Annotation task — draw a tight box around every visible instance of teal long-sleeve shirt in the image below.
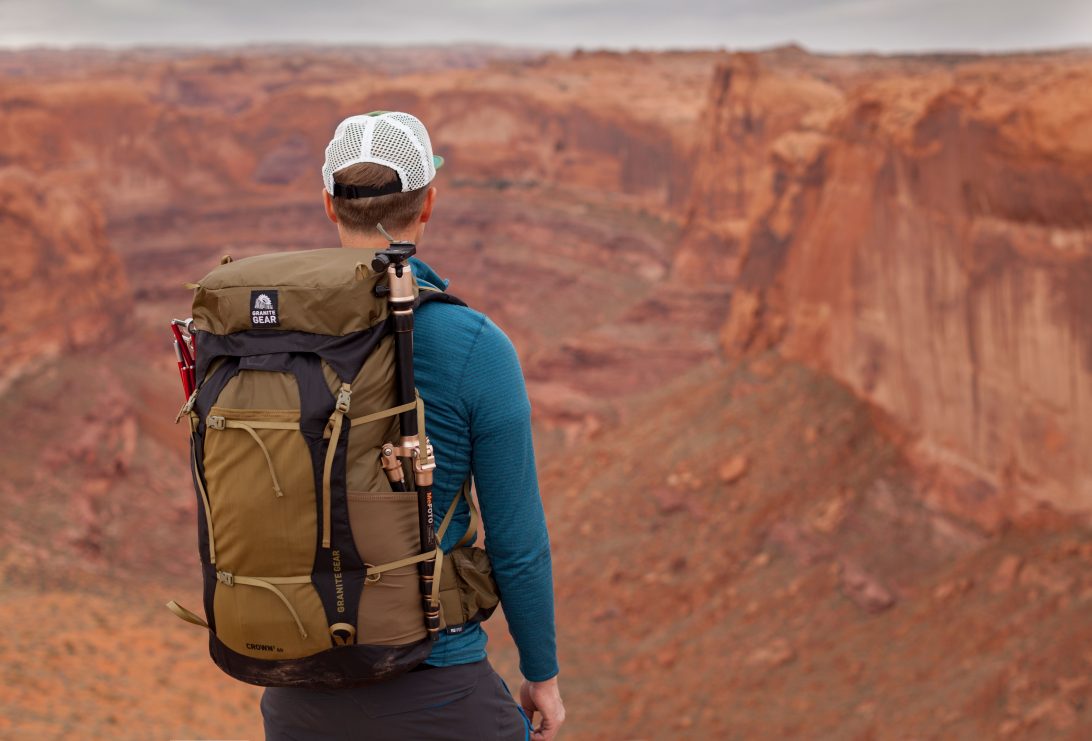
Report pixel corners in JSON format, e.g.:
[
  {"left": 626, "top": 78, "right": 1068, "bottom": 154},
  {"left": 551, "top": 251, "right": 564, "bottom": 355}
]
[{"left": 409, "top": 256, "right": 559, "bottom": 682}]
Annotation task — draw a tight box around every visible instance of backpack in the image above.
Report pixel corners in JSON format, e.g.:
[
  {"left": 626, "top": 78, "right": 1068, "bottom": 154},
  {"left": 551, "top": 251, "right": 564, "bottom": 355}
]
[{"left": 165, "top": 247, "right": 496, "bottom": 688}]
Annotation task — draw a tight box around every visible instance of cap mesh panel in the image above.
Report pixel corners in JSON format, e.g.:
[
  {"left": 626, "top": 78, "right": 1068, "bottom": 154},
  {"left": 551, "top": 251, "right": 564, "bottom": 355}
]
[{"left": 322, "top": 112, "right": 437, "bottom": 194}]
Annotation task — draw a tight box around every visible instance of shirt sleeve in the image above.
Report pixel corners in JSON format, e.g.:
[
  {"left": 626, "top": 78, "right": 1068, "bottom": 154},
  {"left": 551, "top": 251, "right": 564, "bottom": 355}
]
[{"left": 459, "top": 315, "right": 559, "bottom": 682}]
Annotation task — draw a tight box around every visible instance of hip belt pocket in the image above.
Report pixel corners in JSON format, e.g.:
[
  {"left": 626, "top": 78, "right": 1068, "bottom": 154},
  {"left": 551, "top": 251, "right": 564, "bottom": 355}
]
[{"left": 439, "top": 545, "right": 499, "bottom": 632}]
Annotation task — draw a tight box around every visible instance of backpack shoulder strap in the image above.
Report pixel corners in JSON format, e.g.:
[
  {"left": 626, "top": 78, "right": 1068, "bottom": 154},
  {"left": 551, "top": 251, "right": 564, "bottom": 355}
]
[{"left": 415, "top": 285, "right": 468, "bottom": 309}]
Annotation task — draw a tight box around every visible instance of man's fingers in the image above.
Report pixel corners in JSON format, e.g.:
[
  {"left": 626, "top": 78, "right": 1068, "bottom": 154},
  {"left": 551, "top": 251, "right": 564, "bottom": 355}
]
[
  {"left": 532, "top": 708, "right": 564, "bottom": 741},
  {"left": 519, "top": 681, "right": 538, "bottom": 721},
  {"left": 531, "top": 726, "right": 558, "bottom": 741}
]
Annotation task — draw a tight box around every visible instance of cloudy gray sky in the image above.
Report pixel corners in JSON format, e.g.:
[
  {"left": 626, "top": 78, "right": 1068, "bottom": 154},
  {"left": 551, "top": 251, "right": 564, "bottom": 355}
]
[{"left": 1, "top": 0, "right": 1090, "bottom": 53}]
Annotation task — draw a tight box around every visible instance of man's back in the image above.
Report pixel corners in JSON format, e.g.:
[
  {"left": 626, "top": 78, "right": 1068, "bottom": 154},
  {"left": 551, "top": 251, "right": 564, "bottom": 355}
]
[
  {"left": 262, "top": 110, "right": 564, "bottom": 740},
  {"left": 410, "top": 257, "right": 557, "bottom": 680}
]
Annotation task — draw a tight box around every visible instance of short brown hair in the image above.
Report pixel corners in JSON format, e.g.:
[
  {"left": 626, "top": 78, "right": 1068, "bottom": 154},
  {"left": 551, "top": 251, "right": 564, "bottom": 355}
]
[{"left": 331, "top": 162, "right": 429, "bottom": 233}]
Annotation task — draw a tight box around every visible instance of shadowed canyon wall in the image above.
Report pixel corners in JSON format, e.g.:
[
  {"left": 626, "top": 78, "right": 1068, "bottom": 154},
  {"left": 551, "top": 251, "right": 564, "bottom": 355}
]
[{"left": 698, "top": 50, "right": 1092, "bottom": 523}]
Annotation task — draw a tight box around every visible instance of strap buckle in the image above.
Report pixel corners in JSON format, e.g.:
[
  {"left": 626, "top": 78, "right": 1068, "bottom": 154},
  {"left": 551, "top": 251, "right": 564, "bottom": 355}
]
[
  {"left": 413, "top": 441, "right": 437, "bottom": 472},
  {"left": 215, "top": 569, "right": 234, "bottom": 586},
  {"left": 335, "top": 387, "right": 352, "bottom": 414},
  {"left": 206, "top": 415, "right": 226, "bottom": 430},
  {"left": 174, "top": 389, "right": 198, "bottom": 424}
]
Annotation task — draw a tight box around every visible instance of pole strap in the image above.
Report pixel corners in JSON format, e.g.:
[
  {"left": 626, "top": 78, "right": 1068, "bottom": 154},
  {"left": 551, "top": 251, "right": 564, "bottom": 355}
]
[
  {"left": 415, "top": 391, "right": 431, "bottom": 466},
  {"left": 364, "top": 548, "right": 441, "bottom": 577},
  {"left": 431, "top": 547, "right": 445, "bottom": 609}
]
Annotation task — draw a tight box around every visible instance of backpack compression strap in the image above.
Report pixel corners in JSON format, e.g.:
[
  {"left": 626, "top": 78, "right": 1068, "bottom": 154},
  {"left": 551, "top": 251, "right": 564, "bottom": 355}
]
[{"left": 165, "top": 478, "right": 478, "bottom": 634}]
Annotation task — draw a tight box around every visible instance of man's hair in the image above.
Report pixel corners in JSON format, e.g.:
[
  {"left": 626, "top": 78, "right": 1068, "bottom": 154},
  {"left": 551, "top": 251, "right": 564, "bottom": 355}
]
[{"left": 331, "top": 162, "right": 430, "bottom": 233}]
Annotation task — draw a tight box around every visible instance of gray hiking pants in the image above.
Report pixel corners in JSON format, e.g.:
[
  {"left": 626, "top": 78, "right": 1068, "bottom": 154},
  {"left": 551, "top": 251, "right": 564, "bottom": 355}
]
[{"left": 260, "top": 659, "right": 532, "bottom": 741}]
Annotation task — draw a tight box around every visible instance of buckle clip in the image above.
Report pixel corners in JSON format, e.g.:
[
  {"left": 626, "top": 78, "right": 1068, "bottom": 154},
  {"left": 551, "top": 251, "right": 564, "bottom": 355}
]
[
  {"left": 206, "top": 415, "right": 226, "bottom": 430},
  {"left": 174, "top": 389, "right": 198, "bottom": 424},
  {"left": 413, "top": 441, "right": 437, "bottom": 472},
  {"left": 335, "top": 387, "right": 352, "bottom": 414},
  {"left": 216, "top": 570, "right": 234, "bottom": 586}
]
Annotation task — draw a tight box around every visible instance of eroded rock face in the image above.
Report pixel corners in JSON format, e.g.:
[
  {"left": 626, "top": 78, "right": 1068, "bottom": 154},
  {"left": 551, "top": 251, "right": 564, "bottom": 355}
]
[
  {"left": 704, "top": 51, "right": 1092, "bottom": 518},
  {"left": 0, "top": 169, "right": 132, "bottom": 393},
  {"left": 5, "top": 45, "right": 1092, "bottom": 524},
  {"left": 0, "top": 48, "right": 719, "bottom": 399}
]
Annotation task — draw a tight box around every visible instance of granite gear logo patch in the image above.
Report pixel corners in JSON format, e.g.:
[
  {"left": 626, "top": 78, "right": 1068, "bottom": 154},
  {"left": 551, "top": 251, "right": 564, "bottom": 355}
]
[{"left": 251, "top": 290, "right": 280, "bottom": 327}]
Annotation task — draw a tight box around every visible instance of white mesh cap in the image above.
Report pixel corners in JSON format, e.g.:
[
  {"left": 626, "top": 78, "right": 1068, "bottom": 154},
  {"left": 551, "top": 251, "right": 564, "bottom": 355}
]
[{"left": 322, "top": 111, "right": 443, "bottom": 195}]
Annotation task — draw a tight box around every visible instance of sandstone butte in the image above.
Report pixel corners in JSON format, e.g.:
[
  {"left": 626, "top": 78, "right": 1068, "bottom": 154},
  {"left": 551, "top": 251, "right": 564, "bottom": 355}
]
[
  {"left": 1, "top": 45, "right": 1091, "bottom": 740},
  {"left": 692, "top": 48, "right": 1092, "bottom": 526}
]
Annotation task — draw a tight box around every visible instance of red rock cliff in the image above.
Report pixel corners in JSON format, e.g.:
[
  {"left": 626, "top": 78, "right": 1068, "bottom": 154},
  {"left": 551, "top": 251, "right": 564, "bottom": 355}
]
[
  {"left": 706, "top": 50, "right": 1092, "bottom": 520},
  {"left": 0, "top": 168, "right": 132, "bottom": 393}
]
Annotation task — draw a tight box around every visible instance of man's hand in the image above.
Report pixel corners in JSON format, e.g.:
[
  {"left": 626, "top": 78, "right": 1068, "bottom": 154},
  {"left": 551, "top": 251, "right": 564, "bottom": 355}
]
[{"left": 519, "top": 675, "right": 566, "bottom": 741}]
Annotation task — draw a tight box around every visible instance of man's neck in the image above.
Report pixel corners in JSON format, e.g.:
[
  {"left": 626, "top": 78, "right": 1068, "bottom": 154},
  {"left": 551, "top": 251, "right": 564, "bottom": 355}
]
[{"left": 338, "top": 226, "right": 420, "bottom": 250}]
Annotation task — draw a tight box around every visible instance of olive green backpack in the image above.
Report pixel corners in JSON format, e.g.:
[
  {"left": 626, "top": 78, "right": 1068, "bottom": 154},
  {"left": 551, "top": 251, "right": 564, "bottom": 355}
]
[{"left": 166, "top": 248, "right": 498, "bottom": 688}]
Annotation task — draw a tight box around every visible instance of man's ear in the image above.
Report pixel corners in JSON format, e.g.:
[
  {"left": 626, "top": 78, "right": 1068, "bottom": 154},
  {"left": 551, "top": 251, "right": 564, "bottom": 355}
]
[
  {"left": 419, "top": 186, "right": 437, "bottom": 224},
  {"left": 323, "top": 189, "right": 338, "bottom": 224}
]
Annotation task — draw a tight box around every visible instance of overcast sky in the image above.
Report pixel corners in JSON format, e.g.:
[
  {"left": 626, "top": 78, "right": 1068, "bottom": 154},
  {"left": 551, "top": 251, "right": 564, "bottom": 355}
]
[{"left": 1, "top": 0, "right": 1090, "bottom": 53}]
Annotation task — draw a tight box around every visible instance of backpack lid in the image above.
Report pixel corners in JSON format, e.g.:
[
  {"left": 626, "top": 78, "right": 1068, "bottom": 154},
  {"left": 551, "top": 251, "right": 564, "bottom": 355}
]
[{"left": 191, "top": 248, "right": 411, "bottom": 336}]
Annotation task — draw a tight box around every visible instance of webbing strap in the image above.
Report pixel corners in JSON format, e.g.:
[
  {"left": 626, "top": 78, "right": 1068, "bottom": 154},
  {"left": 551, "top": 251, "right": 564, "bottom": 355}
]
[
  {"left": 434, "top": 480, "right": 462, "bottom": 542},
  {"left": 226, "top": 420, "right": 300, "bottom": 430},
  {"left": 364, "top": 549, "right": 440, "bottom": 577},
  {"left": 433, "top": 477, "right": 477, "bottom": 548},
  {"left": 190, "top": 435, "right": 216, "bottom": 564},
  {"left": 321, "top": 383, "right": 352, "bottom": 548},
  {"left": 454, "top": 479, "right": 479, "bottom": 549},
  {"left": 361, "top": 548, "right": 445, "bottom": 611},
  {"left": 241, "top": 575, "right": 314, "bottom": 584},
  {"left": 349, "top": 399, "right": 417, "bottom": 428},
  {"left": 229, "top": 422, "right": 285, "bottom": 497},
  {"left": 225, "top": 573, "right": 312, "bottom": 639},
  {"left": 431, "top": 547, "right": 445, "bottom": 609},
  {"left": 415, "top": 391, "right": 430, "bottom": 466},
  {"left": 166, "top": 599, "right": 209, "bottom": 629}
]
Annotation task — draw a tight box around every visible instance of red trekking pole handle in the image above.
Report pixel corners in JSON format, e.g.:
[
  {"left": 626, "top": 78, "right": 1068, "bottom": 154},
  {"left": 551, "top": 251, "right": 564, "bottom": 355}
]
[{"left": 170, "top": 321, "right": 196, "bottom": 398}]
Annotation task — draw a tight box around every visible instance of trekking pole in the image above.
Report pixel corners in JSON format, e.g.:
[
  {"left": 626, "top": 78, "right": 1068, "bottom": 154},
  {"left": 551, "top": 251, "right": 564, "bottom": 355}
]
[
  {"left": 169, "top": 320, "right": 196, "bottom": 398},
  {"left": 373, "top": 225, "right": 441, "bottom": 640}
]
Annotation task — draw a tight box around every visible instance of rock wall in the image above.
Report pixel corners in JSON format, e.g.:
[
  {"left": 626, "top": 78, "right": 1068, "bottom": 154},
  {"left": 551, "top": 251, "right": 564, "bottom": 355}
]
[
  {"left": 0, "top": 49, "right": 717, "bottom": 394},
  {"left": 706, "top": 51, "right": 1092, "bottom": 519},
  {"left": 0, "top": 168, "right": 132, "bottom": 393}
]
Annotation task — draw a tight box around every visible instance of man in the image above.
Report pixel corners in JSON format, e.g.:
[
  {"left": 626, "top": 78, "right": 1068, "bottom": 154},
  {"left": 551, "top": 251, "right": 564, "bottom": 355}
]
[{"left": 260, "top": 112, "right": 565, "bottom": 741}]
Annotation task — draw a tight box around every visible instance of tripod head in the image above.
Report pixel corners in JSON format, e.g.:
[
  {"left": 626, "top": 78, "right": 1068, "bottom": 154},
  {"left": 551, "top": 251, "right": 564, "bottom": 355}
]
[
  {"left": 371, "top": 243, "right": 416, "bottom": 275},
  {"left": 371, "top": 222, "right": 416, "bottom": 275}
]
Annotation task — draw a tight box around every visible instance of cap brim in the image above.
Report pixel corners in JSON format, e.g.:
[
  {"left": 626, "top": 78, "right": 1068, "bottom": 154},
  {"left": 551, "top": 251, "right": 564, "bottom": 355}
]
[{"left": 433, "top": 154, "right": 444, "bottom": 170}]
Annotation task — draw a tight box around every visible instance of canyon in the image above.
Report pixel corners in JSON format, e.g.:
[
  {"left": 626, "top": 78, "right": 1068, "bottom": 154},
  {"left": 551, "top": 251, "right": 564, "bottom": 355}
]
[{"left": 1, "top": 45, "right": 1090, "bottom": 739}]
